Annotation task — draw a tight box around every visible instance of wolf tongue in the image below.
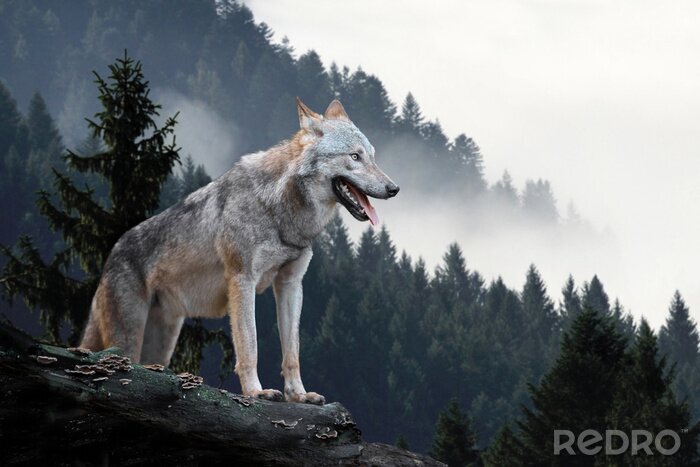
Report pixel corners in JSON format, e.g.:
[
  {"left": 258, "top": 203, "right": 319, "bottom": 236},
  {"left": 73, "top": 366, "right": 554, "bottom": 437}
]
[
  {"left": 360, "top": 197, "right": 379, "bottom": 226},
  {"left": 347, "top": 184, "right": 379, "bottom": 226}
]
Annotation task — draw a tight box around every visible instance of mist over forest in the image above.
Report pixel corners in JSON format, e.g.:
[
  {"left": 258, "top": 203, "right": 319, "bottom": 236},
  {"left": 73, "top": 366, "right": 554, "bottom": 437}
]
[{"left": 1, "top": 0, "right": 699, "bottom": 462}]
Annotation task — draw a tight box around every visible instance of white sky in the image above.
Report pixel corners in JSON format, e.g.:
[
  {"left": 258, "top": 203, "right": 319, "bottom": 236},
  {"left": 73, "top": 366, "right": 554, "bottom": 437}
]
[{"left": 245, "top": 0, "right": 700, "bottom": 328}]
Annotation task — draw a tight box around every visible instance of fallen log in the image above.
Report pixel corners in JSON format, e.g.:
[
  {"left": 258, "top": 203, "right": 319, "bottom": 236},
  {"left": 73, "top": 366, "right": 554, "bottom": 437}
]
[{"left": 0, "top": 320, "right": 441, "bottom": 465}]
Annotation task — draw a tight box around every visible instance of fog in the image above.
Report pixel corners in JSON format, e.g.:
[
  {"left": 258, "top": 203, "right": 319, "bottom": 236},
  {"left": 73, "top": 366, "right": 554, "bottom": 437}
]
[
  {"left": 156, "top": 90, "right": 240, "bottom": 177},
  {"left": 341, "top": 139, "right": 621, "bottom": 319},
  {"left": 244, "top": 0, "right": 700, "bottom": 328}
]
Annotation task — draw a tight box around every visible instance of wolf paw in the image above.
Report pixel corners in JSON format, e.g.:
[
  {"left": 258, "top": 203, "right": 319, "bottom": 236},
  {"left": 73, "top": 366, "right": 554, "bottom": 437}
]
[
  {"left": 249, "top": 389, "right": 284, "bottom": 401},
  {"left": 286, "top": 391, "right": 326, "bottom": 405}
]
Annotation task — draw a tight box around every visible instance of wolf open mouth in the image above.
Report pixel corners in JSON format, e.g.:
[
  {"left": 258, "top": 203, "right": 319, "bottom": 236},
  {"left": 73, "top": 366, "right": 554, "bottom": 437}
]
[{"left": 332, "top": 177, "right": 379, "bottom": 225}]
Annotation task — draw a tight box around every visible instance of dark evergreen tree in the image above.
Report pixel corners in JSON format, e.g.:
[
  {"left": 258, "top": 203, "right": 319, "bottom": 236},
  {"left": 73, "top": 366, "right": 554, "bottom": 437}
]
[
  {"left": 295, "top": 50, "right": 333, "bottom": 111},
  {"left": 606, "top": 319, "right": 699, "bottom": 465},
  {"left": 422, "top": 120, "right": 449, "bottom": 154},
  {"left": 396, "top": 92, "right": 424, "bottom": 134},
  {"left": 582, "top": 275, "right": 610, "bottom": 315},
  {"left": 491, "top": 171, "right": 519, "bottom": 207},
  {"left": 483, "top": 425, "right": 524, "bottom": 467},
  {"left": 0, "top": 81, "right": 30, "bottom": 246},
  {"left": 430, "top": 400, "right": 479, "bottom": 467},
  {"left": 328, "top": 63, "right": 348, "bottom": 99},
  {"left": 582, "top": 276, "right": 635, "bottom": 341},
  {"left": 560, "top": 275, "right": 582, "bottom": 329},
  {"left": 179, "top": 154, "right": 212, "bottom": 198},
  {"left": 659, "top": 291, "right": 699, "bottom": 369},
  {"left": 1, "top": 52, "right": 180, "bottom": 343},
  {"left": 25, "top": 92, "right": 64, "bottom": 189},
  {"left": 501, "top": 309, "right": 627, "bottom": 465},
  {"left": 451, "top": 134, "right": 486, "bottom": 193},
  {"left": 433, "top": 243, "right": 479, "bottom": 310},
  {"left": 659, "top": 291, "right": 700, "bottom": 421},
  {"left": 610, "top": 298, "right": 636, "bottom": 343},
  {"left": 342, "top": 68, "right": 396, "bottom": 136},
  {"left": 0, "top": 81, "right": 25, "bottom": 159},
  {"left": 355, "top": 226, "right": 379, "bottom": 277},
  {"left": 520, "top": 264, "right": 559, "bottom": 378},
  {"left": 388, "top": 251, "right": 428, "bottom": 442},
  {"left": 396, "top": 434, "right": 410, "bottom": 450}
]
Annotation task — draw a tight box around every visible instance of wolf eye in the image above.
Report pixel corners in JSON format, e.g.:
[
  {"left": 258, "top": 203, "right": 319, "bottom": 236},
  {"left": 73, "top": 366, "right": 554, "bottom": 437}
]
[{"left": 350, "top": 153, "right": 359, "bottom": 161}]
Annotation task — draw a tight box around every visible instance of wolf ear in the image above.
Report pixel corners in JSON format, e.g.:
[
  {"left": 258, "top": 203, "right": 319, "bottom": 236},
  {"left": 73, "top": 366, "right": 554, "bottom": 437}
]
[
  {"left": 296, "top": 97, "right": 323, "bottom": 136},
  {"left": 324, "top": 99, "right": 350, "bottom": 121}
]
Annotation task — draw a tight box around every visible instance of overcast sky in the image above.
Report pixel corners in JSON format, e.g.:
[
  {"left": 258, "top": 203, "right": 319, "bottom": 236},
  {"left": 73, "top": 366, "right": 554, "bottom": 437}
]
[{"left": 245, "top": 0, "right": 700, "bottom": 328}]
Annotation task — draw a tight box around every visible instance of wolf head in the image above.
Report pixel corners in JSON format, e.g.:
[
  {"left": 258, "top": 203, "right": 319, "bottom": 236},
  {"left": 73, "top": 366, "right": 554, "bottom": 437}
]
[{"left": 296, "top": 98, "right": 399, "bottom": 225}]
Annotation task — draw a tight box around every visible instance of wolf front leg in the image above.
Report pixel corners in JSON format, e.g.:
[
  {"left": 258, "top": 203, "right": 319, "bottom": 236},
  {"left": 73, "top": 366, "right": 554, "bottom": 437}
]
[
  {"left": 228, "top": 274, "right": 283, "bottom": 401},
  {"left": 273, "top": 248, "right": 325, "bottom": 405}
]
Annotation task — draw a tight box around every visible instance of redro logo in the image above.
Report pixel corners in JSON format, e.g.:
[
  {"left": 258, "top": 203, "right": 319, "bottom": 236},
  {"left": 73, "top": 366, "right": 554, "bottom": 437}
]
[{"left": 554, "top": 429, "right": 681, "bottom": 456}]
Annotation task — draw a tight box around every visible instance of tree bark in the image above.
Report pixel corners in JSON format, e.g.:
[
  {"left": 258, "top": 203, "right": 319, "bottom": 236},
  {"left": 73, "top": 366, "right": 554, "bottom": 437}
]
[{"left": 0, "top": 320, "right": 442, "bottom": 466}]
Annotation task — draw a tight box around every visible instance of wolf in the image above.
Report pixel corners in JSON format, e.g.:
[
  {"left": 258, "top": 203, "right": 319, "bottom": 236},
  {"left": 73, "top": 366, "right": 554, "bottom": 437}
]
[{"left": 80, "top": 98, "right": 399, "bottom": 404}]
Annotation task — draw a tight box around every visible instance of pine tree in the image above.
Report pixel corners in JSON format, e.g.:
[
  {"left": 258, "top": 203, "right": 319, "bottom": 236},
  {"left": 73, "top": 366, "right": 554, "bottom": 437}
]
[
  {"left": 25, "top": 92, "right": 64, "bottom": 189},
  {"left": 560, "top": 275, "right": 582, "bottom": 330},
  {"left": 1, "top": 53, "right": 179, "bottom": 342},
  {"left": 396, "top": 92, "right": 423, "bottom": 134},
  {"left": 659, "top": 291, "right": 700, "bottom": 421},
  {"left": 520, "top": 265, "right": 559, "bottom": 378},
  {"left": 504, "top": 309, "right": 627, "bottom": 465},
  {"left": 610, "top": 298, "right": 636, "bottom": 343},
  {"left": 295, "top": 50, "right": 333, "bottom": 111},
  {"left": 607, "top": 319, "right": 699, "bottom": 465},
  {"left": 522, "top": 179, "right": 558, "bottom": 223},
  {"left": 179, "top": 155, "right": 212, "bottom": 198},
  {"left": 422, "top": 120, "right": 449, "bottom": 154},
  {"left": 491, "top": 171, "right": 519, "bottom": 207},
  {"left": 451, "top": 134, "right": 486, "bottom": 193},
  {"left": 342, "top": 68, "right": 396, "bottom": 134},
  {"left": 355, "top": 226, "right": 379, "bottom": 278},
  {"left": 434, "top": 243, "right": 482, "bottom": 310},
  {"left": 0, "top": 82, "right": 31, "bottom": 246},
  {"left": 328, "top": 63, "right": 348, "bottom": 99},
  {"left": 659, "top": 291, "right": 699, "bottom": 369},
  {"left": 324, "top": 212, "right": 354, "bottom": 271},
  {"left": 484, "top": 425, "right": 525, "bottom": 467},
  {"left": 396, "top": 434, "right": 410, "bottom": 450},
  {"left": 582, "top": 275, "right": 610, "bottom": 315},
  {"left": 315, "top": 294, "right": 356, "bottom": 397},
  {"left": 430, "top": 400, "right": 479, "bottom": 466},
  {"left": 376, "top": 226, "right": 398, "bottom": 285},
  {"left": 0, "top": 81, "right": 25, "bottom": 160}
]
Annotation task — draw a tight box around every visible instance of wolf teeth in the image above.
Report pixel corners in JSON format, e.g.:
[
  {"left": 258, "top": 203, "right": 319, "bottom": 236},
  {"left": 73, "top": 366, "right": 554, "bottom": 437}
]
[{"left": 341, "top": 183, "right": 359, "bottom": 206}]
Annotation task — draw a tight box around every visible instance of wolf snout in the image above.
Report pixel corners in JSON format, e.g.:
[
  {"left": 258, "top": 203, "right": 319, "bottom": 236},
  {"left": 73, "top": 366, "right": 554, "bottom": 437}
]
[{"left": 386, "top": 183, "right": 400, "bottom": 198}]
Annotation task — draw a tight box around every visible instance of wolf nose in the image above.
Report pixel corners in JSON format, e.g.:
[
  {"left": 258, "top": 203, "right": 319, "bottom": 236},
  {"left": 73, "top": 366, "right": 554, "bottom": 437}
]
[{"left": 386, "top": 184, "right": 400, "bottom": 198}]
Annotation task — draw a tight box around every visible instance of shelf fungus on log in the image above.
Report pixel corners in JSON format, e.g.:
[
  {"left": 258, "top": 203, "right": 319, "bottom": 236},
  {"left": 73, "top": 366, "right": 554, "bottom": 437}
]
[{"left": 33, "top": 355, "right": 58, "bottom": 365}]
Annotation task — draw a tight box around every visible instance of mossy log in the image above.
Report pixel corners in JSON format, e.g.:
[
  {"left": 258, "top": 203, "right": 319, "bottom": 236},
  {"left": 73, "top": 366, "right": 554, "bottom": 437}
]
[{"left": 0, "top": 320, "right": 441, "bottom": 466}]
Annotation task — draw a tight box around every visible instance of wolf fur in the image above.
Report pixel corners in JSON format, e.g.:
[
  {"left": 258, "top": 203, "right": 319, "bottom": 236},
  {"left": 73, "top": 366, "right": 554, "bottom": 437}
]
[{"left": 81, "top": 98, "right": 399, "bottom": 404}]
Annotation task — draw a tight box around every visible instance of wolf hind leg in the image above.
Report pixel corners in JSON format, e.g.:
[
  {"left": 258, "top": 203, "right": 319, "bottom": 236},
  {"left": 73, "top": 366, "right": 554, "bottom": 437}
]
[
  {"left": 84, "top": 273, "right": 150, "bottom": 363},
  {"left": 140, "top": 303, "right": 184, "bottom": 365}
]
